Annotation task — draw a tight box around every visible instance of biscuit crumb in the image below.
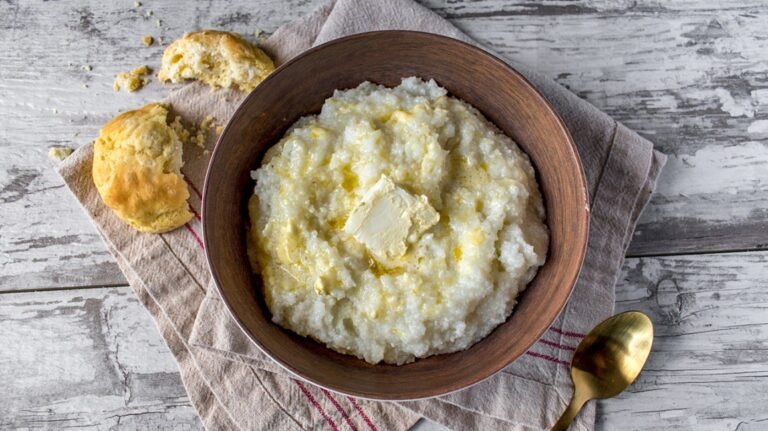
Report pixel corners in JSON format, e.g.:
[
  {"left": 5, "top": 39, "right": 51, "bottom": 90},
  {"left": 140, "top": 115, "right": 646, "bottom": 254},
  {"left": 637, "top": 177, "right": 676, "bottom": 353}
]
[
  {"left": 169, "top": 116, "right": 192, "bottom": 144},
  {"left": 254, "top": 28, "right": 268, "bottom": 42},
  {"left": 48, "top": 146, "right": 74, "bottom": 161},
  {"left": 145, "top": 9, "right": 153, "bottom": 17},
  {"left": 83, "top": 84, "right": 89, "bottom": 88},
  {"left": 215, "top": 125, "right": 224, "bottom": 134},
  {"left": 82, "top": 65, "right": 92, "bottom": 71},
  {"left": 134, "top": 1, "right": 142, "bottom": 7},
  {"left": 192, "top": 115, "right": 220, "bottom": 148},
  {"left": 113, "top": 65, "right": 152, "bottom": 92},
  {"left": 156, "top": 19, "right": 162, "bottom": 27},
  {"left": 142, "top": 35, "right": 154, "bottom": 46}
]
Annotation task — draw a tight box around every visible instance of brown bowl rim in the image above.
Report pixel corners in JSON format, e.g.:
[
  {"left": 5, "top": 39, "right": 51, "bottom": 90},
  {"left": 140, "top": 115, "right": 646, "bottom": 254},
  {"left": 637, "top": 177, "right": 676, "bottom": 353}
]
[{"left": 202, "top": 30, "right": 589, "bottom": 400}]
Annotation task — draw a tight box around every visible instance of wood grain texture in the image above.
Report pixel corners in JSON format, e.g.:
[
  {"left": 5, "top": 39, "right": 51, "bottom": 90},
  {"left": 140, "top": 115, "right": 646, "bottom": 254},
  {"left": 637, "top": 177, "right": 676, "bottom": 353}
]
[
  {"left": 423, "top": 0, "right": 768, "bottom": 257},
  {"left": 0, "top": 0, "right": 320, "bottom": 291},
  {"left": 0, "top": 286, "right": 202, "bottom": 430},
  {"left": 0, "top": 149, "right": 126, "bottom": 290},
  {"left": 0, "top": 0, "right": 766, "bottom": 292},
  {"left": 0, "top": 0, "right": 766, "bottom": 429},
  {"left": 3, "top": 252, "right": 765, "bottom": 430},
  {"left": 598, "top": 250, "right": 768, "bottom": 430}
]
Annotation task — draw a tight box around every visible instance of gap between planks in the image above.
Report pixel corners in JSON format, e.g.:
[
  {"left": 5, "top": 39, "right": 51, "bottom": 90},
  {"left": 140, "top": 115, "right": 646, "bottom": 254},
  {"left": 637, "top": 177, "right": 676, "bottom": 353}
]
[
  {"left": 0, "top": 282, "right": 129, "bottom": 295},
  {"left": 626, "top": 245, "right": 768, "bottom": 259},
  {"left": 2, "top": 246, "right": 765, "bottom": 295}
]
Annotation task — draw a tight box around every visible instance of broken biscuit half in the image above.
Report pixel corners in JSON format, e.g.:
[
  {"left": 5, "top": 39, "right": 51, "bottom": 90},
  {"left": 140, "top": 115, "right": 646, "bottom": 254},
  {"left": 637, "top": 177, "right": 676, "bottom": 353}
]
[
  {"left": 92, "top": 103, "right": 193, "bottom": 233},
  {"left": 158, "top": 30, "right": 274, "bottom": 92}
]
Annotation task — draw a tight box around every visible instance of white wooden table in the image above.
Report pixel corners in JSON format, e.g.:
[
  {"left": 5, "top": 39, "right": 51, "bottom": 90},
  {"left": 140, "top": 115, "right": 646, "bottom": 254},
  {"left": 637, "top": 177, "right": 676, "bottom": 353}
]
[{"left": 2, "top": 1, "right": 767, "bottom": 429}]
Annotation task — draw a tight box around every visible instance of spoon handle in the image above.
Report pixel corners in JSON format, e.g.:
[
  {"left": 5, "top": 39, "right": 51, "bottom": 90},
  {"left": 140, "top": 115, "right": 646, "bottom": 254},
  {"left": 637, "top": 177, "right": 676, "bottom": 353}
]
[{"left": 550, "top": 389, "right": 589, "bottom": 431}]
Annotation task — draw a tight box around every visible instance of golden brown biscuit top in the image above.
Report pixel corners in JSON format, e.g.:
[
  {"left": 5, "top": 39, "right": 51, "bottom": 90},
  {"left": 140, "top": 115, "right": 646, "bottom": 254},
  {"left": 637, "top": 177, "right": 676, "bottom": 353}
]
[{"left": 92, "top": 103, "right": 192, "bottom": 233}]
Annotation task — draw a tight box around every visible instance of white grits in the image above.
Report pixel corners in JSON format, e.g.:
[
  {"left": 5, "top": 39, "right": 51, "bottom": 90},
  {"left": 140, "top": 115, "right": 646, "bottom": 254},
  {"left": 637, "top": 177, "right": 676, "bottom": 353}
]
[{"left": 248, "top": 77, "right": 548, "bottom": 365}]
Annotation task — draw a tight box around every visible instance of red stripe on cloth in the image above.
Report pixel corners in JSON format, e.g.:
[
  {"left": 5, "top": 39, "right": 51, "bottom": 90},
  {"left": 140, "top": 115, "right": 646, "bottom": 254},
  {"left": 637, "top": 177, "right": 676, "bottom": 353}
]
[
  {"left": 185, "top": 223, "right": 204, "bottom": 249},
  {"left": 525, "top": 351, "right": 570, "bottom": 367},
  {"left": 347, "top": 396, "right": 379, "bottom": 431},
  {"left": 537, "top": 338, "right": 576, "bottom": 351},
  {"left": 321, "top": 389, "right": 359, "bottom": 431},
  {"left": 185, "top": 215, "right": 336, "bottom": 431},
  {"left": 184, "top": 176, "right": 203, "bottom": 199},
  {"left": 295, "top": 380, "right": 339, "bottom": 431},
  {"left": 184, "top": 200, "right": 371, "bottom": 431},
  {"left": 189, "top": 204, "right": 202, "bottom": 221},
  {"left": 548, "top": 327, "right": 586, "bottom": 338}
]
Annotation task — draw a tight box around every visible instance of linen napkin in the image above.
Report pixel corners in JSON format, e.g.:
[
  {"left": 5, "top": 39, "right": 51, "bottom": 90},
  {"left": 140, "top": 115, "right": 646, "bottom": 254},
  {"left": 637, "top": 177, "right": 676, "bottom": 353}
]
[{"left": 58, "top": 0, "right": 667, "bottom": 430}]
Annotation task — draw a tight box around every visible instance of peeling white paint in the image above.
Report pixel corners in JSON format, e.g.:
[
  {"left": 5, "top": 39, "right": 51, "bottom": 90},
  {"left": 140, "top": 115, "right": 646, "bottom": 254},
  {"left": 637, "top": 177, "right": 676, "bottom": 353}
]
[
  {"left": 0, "top": 287, "right": 200, "bottom": 428},
  {"left": 647, "top": 94, "right": 680, "bottom": 110},
  {"left": 2, "top": 2, "right": 768, "bottom": 431},
  {"left": 747, "top": 120, "right": 768, "bottom": 134},
  {"left": 751, "top": 89, "right": 768, "bottom": 106},
  {"left": 715, "top": 88, "right": 755, "bottom": 118},
  {"left": 659, "top": 141, "right": 767, "bottom": 196}
]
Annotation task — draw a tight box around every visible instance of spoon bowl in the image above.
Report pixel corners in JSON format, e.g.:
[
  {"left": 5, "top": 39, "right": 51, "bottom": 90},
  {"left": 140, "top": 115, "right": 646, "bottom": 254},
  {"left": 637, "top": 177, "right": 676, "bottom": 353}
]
[{"left": 552, "top": 311, "right": 654, "bottom": 430}]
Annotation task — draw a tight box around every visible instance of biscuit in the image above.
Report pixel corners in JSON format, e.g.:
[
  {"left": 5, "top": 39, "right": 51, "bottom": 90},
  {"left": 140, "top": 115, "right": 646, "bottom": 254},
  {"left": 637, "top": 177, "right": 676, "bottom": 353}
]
[
  {"left": 92, "top": 103, "right": 193, "bottom": 233},
  {"left": 158, "top": 30, "right": 274, "bottom": 92}
]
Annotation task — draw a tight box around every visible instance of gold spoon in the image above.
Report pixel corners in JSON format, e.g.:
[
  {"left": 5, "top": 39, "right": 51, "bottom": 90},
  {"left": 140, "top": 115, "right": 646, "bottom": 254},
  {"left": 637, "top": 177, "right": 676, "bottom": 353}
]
[{"left": 551, "top": 311, "right": 654, "bottom": 431}]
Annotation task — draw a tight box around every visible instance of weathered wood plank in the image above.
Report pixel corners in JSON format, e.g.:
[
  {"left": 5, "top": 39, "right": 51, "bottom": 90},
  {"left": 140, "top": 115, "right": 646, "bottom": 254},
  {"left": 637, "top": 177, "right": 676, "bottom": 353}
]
[
  {"left": 0, "top": 147, "right": 127, "bottom": 289},
  {"left": 438, "top": 6, "right": 768, "bottom": 256},
  {"left": 0, "top": 0, "right": 323, "bottom": 291},
  {"left": 0, "top": 0, "right": 319, "bottom": 292},
  {"left": 0, "top": 286, "right": 202, "bottom": 429},
  {"left": 1, "top": 1, "right": 765, "bottom": 430},
  {"left": 421, "top": 0, "right": 768, "bottom": 17},
  {"left": 1, "top": 0, "right": 766, "bottom": 292},
  {"left": 421, "top": 250, "right": 768, "bottom": 429},
  {"left": 3, "top": 251, "right": 766, "bottom": 430},
  {"left": 598, "top": 250, "right": 768, "bottom": 430}
]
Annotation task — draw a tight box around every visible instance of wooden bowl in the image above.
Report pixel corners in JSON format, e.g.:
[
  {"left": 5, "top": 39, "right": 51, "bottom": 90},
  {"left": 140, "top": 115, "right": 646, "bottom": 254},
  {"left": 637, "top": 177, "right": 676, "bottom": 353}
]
[{"left": 203, "top": 31, "right": 588, "bottom": 400}]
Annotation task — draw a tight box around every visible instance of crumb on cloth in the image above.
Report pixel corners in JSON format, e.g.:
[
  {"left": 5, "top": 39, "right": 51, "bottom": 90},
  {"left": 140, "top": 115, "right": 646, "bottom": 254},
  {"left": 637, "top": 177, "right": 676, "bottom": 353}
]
[
  {"left": 192, "top": 115, "right": 221, "bottom": 148},
  {"left": 169, "top": 115, "right": 192, "bottom": 144}
]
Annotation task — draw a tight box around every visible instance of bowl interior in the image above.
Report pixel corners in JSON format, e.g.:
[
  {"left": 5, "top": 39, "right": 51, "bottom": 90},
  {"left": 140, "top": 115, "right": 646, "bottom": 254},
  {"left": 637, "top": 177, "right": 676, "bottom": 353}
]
[{"left": 203, "top": 31, "right": 588, "bottom": 400}]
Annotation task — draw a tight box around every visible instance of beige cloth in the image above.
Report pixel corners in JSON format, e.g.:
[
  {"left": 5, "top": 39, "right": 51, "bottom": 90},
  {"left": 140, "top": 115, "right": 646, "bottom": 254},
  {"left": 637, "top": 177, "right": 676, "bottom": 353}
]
[{"left": 58, "top": 0, "right": 667, "bottom": 430}]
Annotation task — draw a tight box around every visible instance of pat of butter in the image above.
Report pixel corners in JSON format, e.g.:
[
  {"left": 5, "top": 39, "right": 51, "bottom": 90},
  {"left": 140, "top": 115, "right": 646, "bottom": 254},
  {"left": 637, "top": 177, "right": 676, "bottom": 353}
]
[{"left": 344, "top": 175, "right": 439, "bottom": 261}]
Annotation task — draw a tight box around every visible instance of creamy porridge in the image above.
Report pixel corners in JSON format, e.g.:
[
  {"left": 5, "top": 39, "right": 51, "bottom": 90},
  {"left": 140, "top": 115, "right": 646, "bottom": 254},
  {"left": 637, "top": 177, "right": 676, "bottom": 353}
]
[{"left": 248, "top": 77, "right": 548, "bottom": 365}]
